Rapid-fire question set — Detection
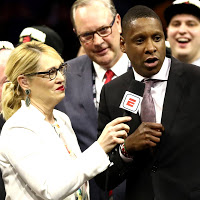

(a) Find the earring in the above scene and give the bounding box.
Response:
[120,46,125,52]
[25,89,31,107]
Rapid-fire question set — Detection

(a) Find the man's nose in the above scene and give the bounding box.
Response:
[178,23,188,34]
[93,33,104,45]
[145,40,156,54]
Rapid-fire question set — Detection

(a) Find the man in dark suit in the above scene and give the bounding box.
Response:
[95,5,200,200]
[56,0,130,199]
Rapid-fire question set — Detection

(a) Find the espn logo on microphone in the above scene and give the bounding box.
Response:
[120,91,142,114]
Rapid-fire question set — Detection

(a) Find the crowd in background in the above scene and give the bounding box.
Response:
[0,0,173,61]
[1,0,200,200]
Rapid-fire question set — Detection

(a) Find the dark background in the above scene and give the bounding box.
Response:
[0,0,173,61]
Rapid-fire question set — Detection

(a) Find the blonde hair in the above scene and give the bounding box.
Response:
[1,41,63,120]
[71,0,117,30]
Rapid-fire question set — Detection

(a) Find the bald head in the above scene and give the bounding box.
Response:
[0,50,12,68]
[0,50,12,101]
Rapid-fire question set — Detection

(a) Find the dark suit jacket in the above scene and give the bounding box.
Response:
[56,55,97,152]
[0,170,5,200]
[56,55,127,200]
[96,57,200,200]
[0,115,5,200]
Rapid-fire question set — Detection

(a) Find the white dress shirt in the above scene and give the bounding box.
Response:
[192,58,200,67]
[0,101,110,200]
[93,53,130,109]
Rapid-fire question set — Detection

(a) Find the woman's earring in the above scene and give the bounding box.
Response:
[25,89,31,107]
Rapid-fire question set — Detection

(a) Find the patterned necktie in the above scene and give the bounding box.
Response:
[104,70,115,84]
[140,79,156,122]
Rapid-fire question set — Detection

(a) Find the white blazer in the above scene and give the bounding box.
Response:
[0,101,110,200]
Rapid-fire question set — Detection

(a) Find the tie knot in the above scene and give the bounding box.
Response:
[105,70,115,84]
[105,70,114,78]
[144,79,155,85]
[143,80,153,92]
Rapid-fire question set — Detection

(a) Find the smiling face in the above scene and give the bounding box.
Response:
[121,17,166,78]
[28,53,65,109]
[167,14,200,63]
[74,1,122,68]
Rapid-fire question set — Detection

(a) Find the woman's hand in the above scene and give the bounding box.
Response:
[97,116,131,153]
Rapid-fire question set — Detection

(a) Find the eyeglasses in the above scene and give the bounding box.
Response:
[77,15,116,43]
[25,63,67,81]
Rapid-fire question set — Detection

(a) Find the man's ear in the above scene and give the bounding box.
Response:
[17,75,30,91]
[120,36,126,53]
[115,13,122,34]
[166,27,169,41]
[73,27,82,45]
[73,27,76,34]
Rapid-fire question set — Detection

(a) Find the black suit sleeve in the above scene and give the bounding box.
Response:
[95,85,133,191]
[0,170,6,200]
[0,115,6,199]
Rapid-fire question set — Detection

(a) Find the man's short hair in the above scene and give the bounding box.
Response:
[70,0,117,30]
[122,5,162,36]
[164,0,200,25]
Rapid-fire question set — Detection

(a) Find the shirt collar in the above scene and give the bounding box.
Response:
[93,53,130,81]
[133,57,171,82]
[192,58,200,67]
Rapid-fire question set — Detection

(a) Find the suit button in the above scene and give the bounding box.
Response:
[152,165,157,173]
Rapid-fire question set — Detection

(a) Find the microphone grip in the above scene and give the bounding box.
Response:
[123,110,132,117]
[122,110,133,132]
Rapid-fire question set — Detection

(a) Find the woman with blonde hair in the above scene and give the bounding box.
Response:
[0,41,131,200]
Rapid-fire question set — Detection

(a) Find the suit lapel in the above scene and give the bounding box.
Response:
[82,60,97,119]
[70,56,97,119]
[161,57,186,132]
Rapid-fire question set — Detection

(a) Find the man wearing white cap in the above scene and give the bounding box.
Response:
[19,25,64,56]
[164,0,200,66]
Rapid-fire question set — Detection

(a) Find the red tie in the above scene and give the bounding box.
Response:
[104,70,115,84]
